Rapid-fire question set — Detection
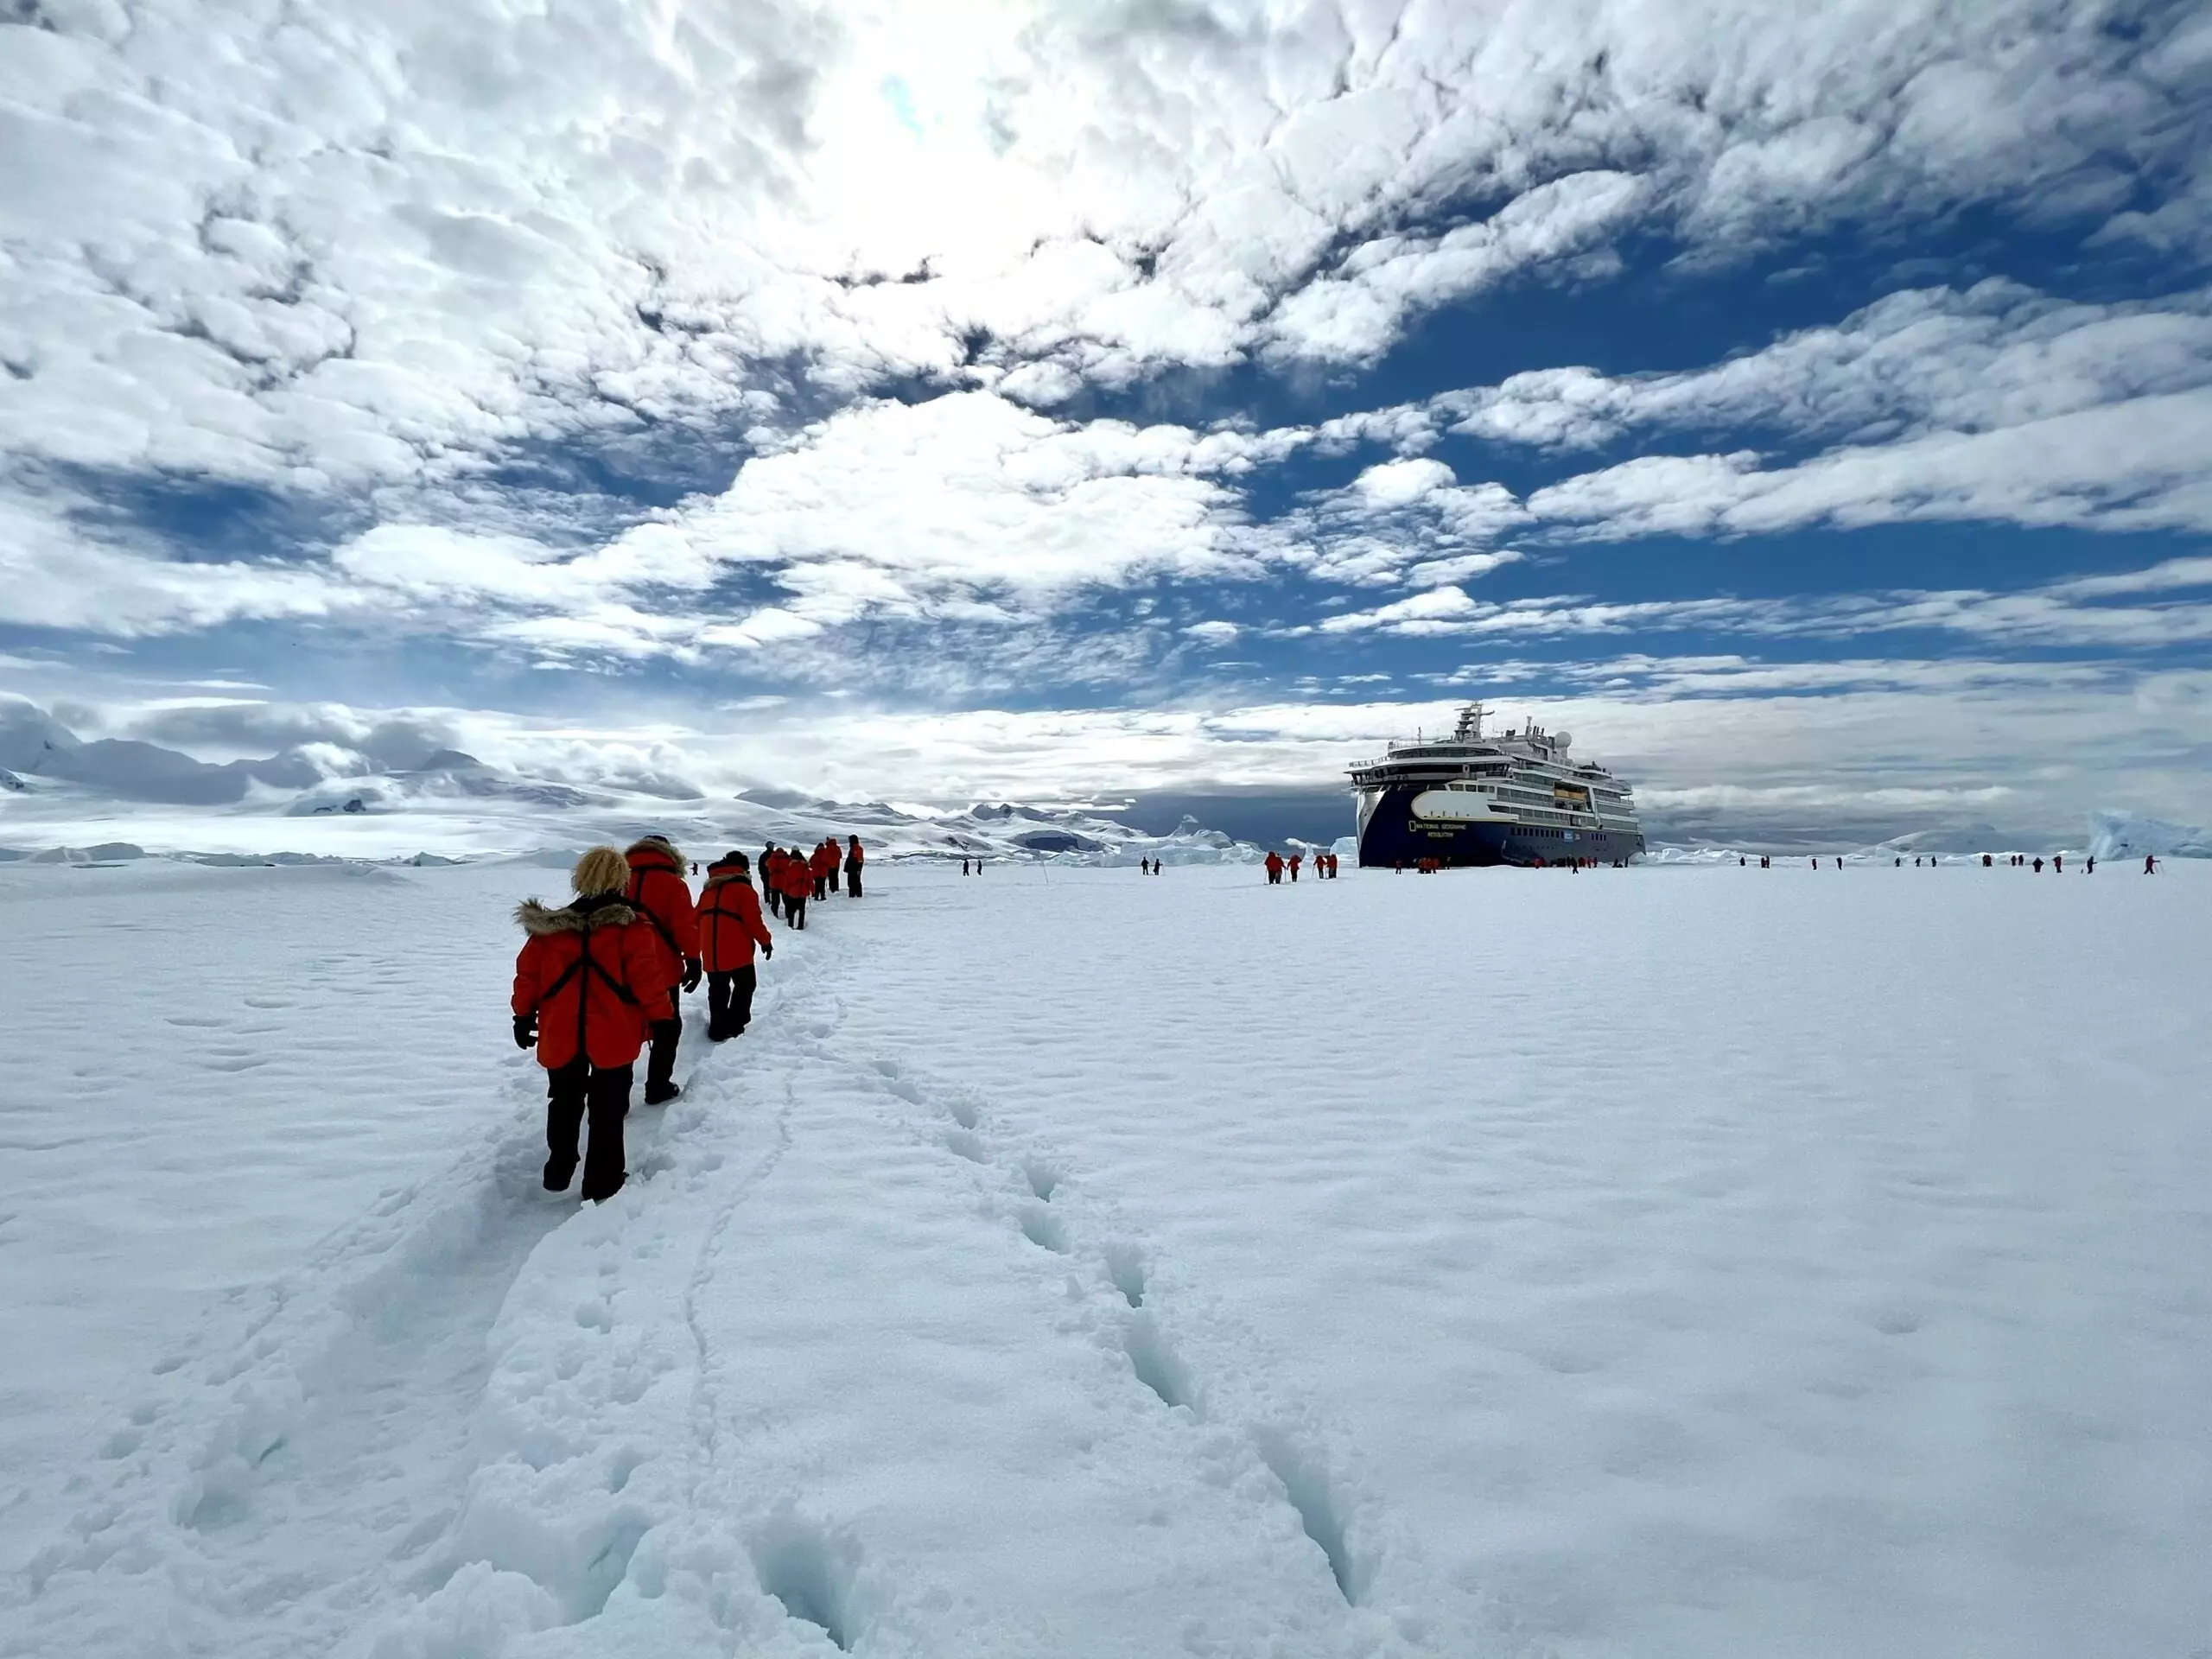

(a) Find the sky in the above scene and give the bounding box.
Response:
[3,0,2210,846]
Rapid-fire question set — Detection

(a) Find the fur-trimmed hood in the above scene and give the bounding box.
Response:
[515,896,639,936]
[702,865,753,891]
[625,836,683,873]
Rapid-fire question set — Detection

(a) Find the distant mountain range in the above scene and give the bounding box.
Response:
[2,698,1316,866]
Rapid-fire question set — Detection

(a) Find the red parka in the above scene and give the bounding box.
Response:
[512,897,676,1069]
[775,852,813,900]
[696,867,773,970]
[810,841,838,880]
[1264,851,1283,875]
[623,839,698,993]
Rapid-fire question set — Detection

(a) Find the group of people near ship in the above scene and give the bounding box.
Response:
[510,833,867,1203]
[1734,852,2154,873]
[1262,849,1339,883]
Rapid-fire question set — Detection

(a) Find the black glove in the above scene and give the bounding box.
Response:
[652,1019,678,1042]
[682,958,702,993]
[512,1013,537,1049]
[761,941,773,960]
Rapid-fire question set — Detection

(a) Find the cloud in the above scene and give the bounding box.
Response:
[1309,562,2212,650]
[1325,281,2212,460]
[1529,391,2212,542]
[3,0,2202,530]
[1183,620,1241,645]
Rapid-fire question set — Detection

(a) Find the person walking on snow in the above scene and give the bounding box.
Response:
[2145,854,2158,874]
[845,835,866,898]
[810,839,835,900]
[777,842,813,928]
[512,846,675,1203]
[622,835,699,1106]
[761,846,783,918]
[696,852,773,1041]
[1289,852,1302,883]
[1265,849,1283,885]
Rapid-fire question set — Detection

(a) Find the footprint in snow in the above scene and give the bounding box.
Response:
[1121,1312,1198,1414]
[1016,1205,1068,1255]
[749,1508,868,1653]
[1103,1243,1147,1308]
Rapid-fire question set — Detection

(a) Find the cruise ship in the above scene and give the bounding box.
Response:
[1348,703,1647,867]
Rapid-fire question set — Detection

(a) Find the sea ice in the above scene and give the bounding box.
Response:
[3,855,2207,1656]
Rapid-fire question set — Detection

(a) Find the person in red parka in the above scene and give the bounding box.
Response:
[760,845,782,918]
[696,851,774,1040]
[1264,849,1283,885]
[844,834,865,898]
[622,835,699,1106]
[512,846,676,1202]
[777,840,813,928]
[810,838,836,900]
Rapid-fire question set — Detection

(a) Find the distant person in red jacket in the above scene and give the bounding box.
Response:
[776,843,813,927]
[1288,853,1302,882]
[622,836,698,1106]
[512,846,675,1202]
[845,835,866,898]
[761,845,783,918]
[810,839,835,899]
[696,852,774,1040]
[1264,850,1283,885]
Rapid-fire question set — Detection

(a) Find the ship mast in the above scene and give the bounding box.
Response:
[1452,702,1491,741]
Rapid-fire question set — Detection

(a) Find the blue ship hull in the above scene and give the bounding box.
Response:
[1356,785,1645,868]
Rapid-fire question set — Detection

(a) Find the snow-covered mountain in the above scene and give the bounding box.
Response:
[1,698,1264,866]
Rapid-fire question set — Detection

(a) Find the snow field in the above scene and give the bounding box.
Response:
[4,856,2209,1656]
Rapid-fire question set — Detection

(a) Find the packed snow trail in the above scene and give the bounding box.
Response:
[5,858,2210,1656]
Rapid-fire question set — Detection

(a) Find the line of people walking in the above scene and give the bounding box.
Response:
[1263,850,1339,883]
[510,832,866,1204]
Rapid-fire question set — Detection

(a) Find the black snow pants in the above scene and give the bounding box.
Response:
[546,1059,632,1201]
[708,966,756,1039]
[786,892,808,930]
[844,859,863,898]
[644,995,681,1100]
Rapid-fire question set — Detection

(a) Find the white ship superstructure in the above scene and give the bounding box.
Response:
[1347,702,1646,867]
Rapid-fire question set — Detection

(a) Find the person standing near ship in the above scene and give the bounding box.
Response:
[695,852,772,1041]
